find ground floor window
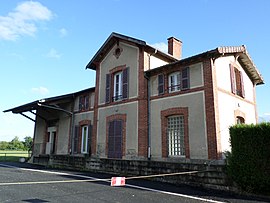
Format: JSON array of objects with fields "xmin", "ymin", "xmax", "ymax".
[
  {"xmin": 108, "ymin": 120, "xmax": 123, "ymax": 158},
  {"xmin": 106, "ymin": 114, "xmax": 126, "ymax": 159},
  {"xmin": 167, "ymin": 115, "xmax": 185, "ymax": 156},
  {"xmin": 74, "ymin": 120, "xmax": 91, "ymax": 154},
  {"xmin": 81, "ymin": 125, "xmax": 88, "ymax": 153},
  {"xmin": 236, "ymin": 116, "xmax": 245, "ymax": 124},
  {"xmin": 161, "ymin": 107, "xmax": 190, "ymax": 158}
]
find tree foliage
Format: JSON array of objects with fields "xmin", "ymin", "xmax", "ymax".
[{"xmin": 0, "ymin": 136, "xmax": 33, "ymax": 151}]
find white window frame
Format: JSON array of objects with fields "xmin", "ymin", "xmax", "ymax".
[
  {"xmin": 81, "ymin": 125, "xmax": 88, "ymax": 154},
  {"xmin": 114, "ymin": 71, "xmax": 123, "ymax": 101},
  {"xmin": 167, "ymin": 115, "xmax": 185, "ymax": 157},
  {"xmin": 168, "ymin": 72, "xmax": 181, "ymax": 93}
]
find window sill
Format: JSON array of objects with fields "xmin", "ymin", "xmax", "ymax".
[{"xmin": 168, "ymin": 155, "xmax": 186, "ymax": 158}]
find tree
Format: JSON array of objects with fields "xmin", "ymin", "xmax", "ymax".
[
  {"xmin": 23, "ymin": 136, "xmax": 33, "ymax": 151},
  {"xmin": 9, "ymin": 136, "xmax": 24, "ymax": 150},
  {"xmin": 0, "ymin": 141, "xmax": 10, "ymax": 150}
]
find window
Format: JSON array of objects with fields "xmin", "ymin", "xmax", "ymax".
[
  {"xmin": 167, "ymin": 115, "xmax": 185, "ymax": 156},
  {"xmin": 168, "ymin": 72, "xmax": 181, "ymax": 92},
  {"xmin": 79, "ymin": 95, "xmax": 89, "ymax": 111},
  {"xmin": 114, "ymin": 72, "xmax": 123, "ymax": 101},
  {"xmin": 157, "ymin": 67, "xmax": 189, "ymax": 95},
  {"xmin": 81, "ymin": 125, "xmax": 88, "ymax": 153},
  {"xmin": 74, "ymin": 121, "xmax": 92, "ymax": 154},
  {"xmin": 236, "ymin": 116, "xmax": 245, "ymax": 124},
  {"xmin": 108, "ymin": 120, "xmax": 123, "ymax": 158},
  {"xmin": 106, "ymin": 67, "xmax": 129, "ymax": 103},
  {"xmin": 230, "ymin": 64, "xmax": 245, "ymax": 98}
]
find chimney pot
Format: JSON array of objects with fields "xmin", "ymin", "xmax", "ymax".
[{"xmin": 167, "ymin": 37, "xmax": 182, "ymax": 60}]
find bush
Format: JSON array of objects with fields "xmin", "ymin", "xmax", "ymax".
[{"xmin": 227, "ymin": 123, "xmax": 270, "ymax": 194}]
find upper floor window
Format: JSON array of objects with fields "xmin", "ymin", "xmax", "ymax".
[
  {"xmin": 105, "ymin": 67, "xmax": 129, "ymax": 103},
  {"xmin": 79, "ymin": 95, "xmax": 89, "ymax": 111},
  {"xmin": 158, "ymin": 67, "xmax": 190, "ymax": 95},
  {"xmin": 114, "ymin": 71, "xmax": 123, "ymax": 101},
  {"xmin": 168, "ymin": 72, "xmax": 180, "ymax": 93},
  {"xmin": 230, "ymin": 64, "xmax": 245, "ymax": 98}
]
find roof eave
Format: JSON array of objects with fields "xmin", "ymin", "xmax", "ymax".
[
  {"xmin": 3, "ymin": 87, "xmax": 95, "ymax": 114},
  {"xmin": 86, "ymin": 32, "xmax": 147, "ymax": 70}
]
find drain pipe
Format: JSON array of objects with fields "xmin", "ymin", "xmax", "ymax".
[{"xmin": 144, "ymin": 72, "xmax": 151, "ymax": 160}]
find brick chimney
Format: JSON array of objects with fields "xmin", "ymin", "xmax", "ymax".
[{"xmin": 167, "ymin": 37, "xmax": 182, "ymax": 60}]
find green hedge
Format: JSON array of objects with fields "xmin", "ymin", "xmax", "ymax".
[{"xmin": 227, "ymin": 123, "xmax": 270, "ymax": 194}]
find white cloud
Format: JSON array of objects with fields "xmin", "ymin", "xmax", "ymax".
[
  {"xmin": 150, "ymin": 42, "xmax": 168, "ymax": 53},
  {"xmin": 31, "ymin": 86, "xmax": 49, "ymax": 95},
  {"xmin": 0, "ymin": 1, "xmax": 53, "ymax": 41},
  {"xmin": 59, "ymin": 28, "xmax": 68, "ymax": 37},
  {"xmin": 259, "ymin": 113, "xmax": 270, "ymax": 123},
  {"xmin": 46, "ymin": 48, "xmax": 62, "ymax": 58}
]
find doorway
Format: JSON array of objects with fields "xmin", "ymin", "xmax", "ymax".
[{"xmin": 46, "ymin": 127, "xmax": 57, "ymax": 154}]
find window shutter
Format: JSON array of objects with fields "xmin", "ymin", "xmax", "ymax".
[
  {"xmin": 177, "ymin": 72, "xmax": 181, "ymax": 91},
  {"xmin": 108, "ymin": 121, "xmax": 115, "ymax": 158},
  {"xmin": 230, "ymin": 64, "xmax": 236, "ymax": 94},
  {"xmin": 85, "ymin": 95, "xmax": 89, "ymax": 110},
  {"xmin": 181, "ymin": 67, "xmax": 190, "ymax": 90},
  {"xmin": 88, "ymin": 124, "xmax": 92, "ymax": 155},
  {"xmin": 114, "ymin": 120, "xmax": 123, "ymax": 159},
  {"xmin": 158, "ymin": 74, "xmax": 165, "ymax": 95},
  {"xmin": 74, "ymin": 125, "xmax": 79, "ymax": 153},
  {"xmin": 240, "ymin": 71, "xmax": 245, "ymax": 98},
  {"xmin": 79, "ymin": 96, "xmax": 83, "ymax": 111},
  {"xmin": 105, "ymin": 73, "xmax": 111, "ymax": 103},
  {"xmin": 122, "ymin": 67, "xmax": 129, "ymax": 99}
]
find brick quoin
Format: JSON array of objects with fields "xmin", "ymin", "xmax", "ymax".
[
  {"xmin": 203, "ymin": 59, "xmax": 219, "ymax": 159},
  {"xmin": 211, "ymin": 59, "xmax": 222, "ymax": 159},
  {"xmin": 138, "ymin": 47, "xmax": 148, "ymax": 157},
  {"xmin": 68, "ymin": 102, "xmax": 74, "ymax": 154},
  {"xmin": 92, "ymin": 62, "xmax": 100, "ymax": 156}
]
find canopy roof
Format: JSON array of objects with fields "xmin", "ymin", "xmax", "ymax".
[{"xmin": 4, "ymin": 87, "xmax": 95, "ymax": 114}]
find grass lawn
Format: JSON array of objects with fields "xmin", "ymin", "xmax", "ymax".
[{"xmin": 0, "ymin": 150, "xmax": 30, "ymax": 162}]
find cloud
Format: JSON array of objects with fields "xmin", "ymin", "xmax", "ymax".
[
  {"xmin": 59, "ymin": 28, "xmax": 68, "ymax": 37},
  {"xmin": 46, "ymin": 48, "xmax": 62, "ymax": 58},
  {"xmin": 258, "ymin": 113, "xmax": 270, "ymax": 123},
  {"xmin": 0, "ymin": 1, "xmax": 53, "ymax": 41},
  {"xmin": 150, "ymin": 42, "xmax": 168, "ymax": 53},
  {"xmin": 31, "ymin": 86, "xmax": 49, "ymax": 95}
]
